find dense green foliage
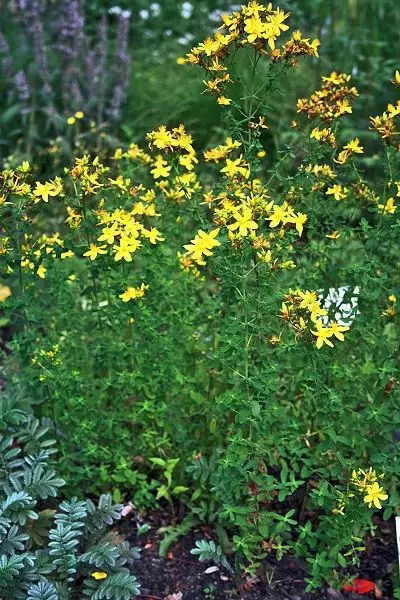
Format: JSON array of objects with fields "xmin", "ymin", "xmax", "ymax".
[{"xmin": 0, "ymin": 0, "xmax": 399, "ymax": 594}]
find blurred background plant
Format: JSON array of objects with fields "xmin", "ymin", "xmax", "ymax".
[{"xmin": 0, "ymin": 0, "xmax": 132, "ymax": 170}]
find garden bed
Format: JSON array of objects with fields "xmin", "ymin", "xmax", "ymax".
[{"xmin": 121, "ymin": 510, "xmax": 397, "ymax": 600}]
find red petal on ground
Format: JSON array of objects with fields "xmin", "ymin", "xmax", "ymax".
[{"xmin": 342, "ymin": 579, "xmax": 376, "ymax": 594}]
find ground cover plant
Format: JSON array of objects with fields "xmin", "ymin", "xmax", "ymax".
[
  {"xmin": 0, "ymin": 0, "xmax": 399, "ymax": 594},
  {"xmin": 0, "ymin": 394, "xmax": 141, "ymax": 599}
]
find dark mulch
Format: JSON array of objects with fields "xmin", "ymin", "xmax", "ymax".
[{"xmin": 120, "ymin": 509, "xmax": 397, "ymax": 600}]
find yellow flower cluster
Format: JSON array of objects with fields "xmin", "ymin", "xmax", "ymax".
[
  {"xmin": 310, "ymin": 127, "xmax": 336, "ymax": 147},
  {"xmin": 280, "ymin": 289, "xmax": 350, "ymax": 349},
  {"xmin": 146, "ymin": 125, "xmax": 200, "ymax": 202},
  {"xmin": 280, "ymin": 29, "xmax": 320, "ymax": 61},
  {"xmin": 0, "ymin": 165, "xmax": 32, "ymax": 206},
  {"xmin": 182, "ymin": 229, "xmax": 221, "ymax": 268},
  {"xmin": 32, "ymin": 344, "xmax": 61, "ymax": 367},
  {"xmin": 350, "ymin": 468, "xmax": 388, "ymax": 510},
  {"xmin": 185, "ymin": 1, "xmax": 318, "ymax": 102},
  {"xmin": 113, "ymin": 143, "xmax": 152, "ymax": 165},
  {"xmin": 19, "ymin": 232, "xmax": 66, "ymax": 279},
  {"xmin": 83, "ymin": 202, "xmax": 164, "ymax": 263},
  {"xmin": 69, "ymin": 155, "xmax": 109, "ymax": 195},
  {"xmin": 370, "ymin": 74, "xmax": 400, "ymax": 149},
  {"xmin": 297, "ymin": 72, "xmax": 358, "ymax": 122},
  {"xmin": 181, "ymin": 135, "xmax": 309, "ymax": 274},
  {"xmin": 203, "ymin": 137, "xmax": 242, "ymax": 162}
]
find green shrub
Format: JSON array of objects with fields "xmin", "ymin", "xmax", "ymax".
[{"xmin": 0, "ymin": 1, "xmax": 399, "ymax": 591}]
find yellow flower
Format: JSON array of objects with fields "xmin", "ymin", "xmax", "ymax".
[
  {"xmin": 183, "ymin": 229, "xmax": 221, "ymax": 262},
  {"xmin": 311, "ymin": 320, "xmax": 334, "ymax": 349},
  {"xmin": 378, "ymin": 197, "xmax": 396, "ymax": 214},
  {"xmin": 33, "ymin": 178, "xmax": 63, "ymax": 203},
  {"xmin": 176, "ymin": 56, "xmax": 186, "ymax": 65},
  {"xmin": 0, "ymin": 284, "xmax": 11, "ymax": 302},
  {"xmin": 119, "ymin": 283, "xmax": 149, "ymax": 302},
  {"xmin": 37, "ymin": 265, "xmax": 47, "ymax": 279},
  {"xmin": 363, "ymin": 482, "xmax": 388, "ymax": 510},
  {"xmin": 268, "ymin": 204, "xmax": 290, "ymax": 228},
  {"xmin": 19, "ymin": 160, "xmax": 31, "ymax": 173},
  {"xmin": 227, "ymin": 206, "xmax": 258, "ymax": 237},
  {"xmin": 74, "ymin": 111, "xmax": 84, "ymax": 119},
  {"xmin": 257, "ymin": 150, "xmax": 266, "ymax": 158},
  {"xmin": 91, "ymin": 572, "xmax": 108, "ymax": 580},
  {"xmin": 329, "ymin": 322, "xmax": 349, "ymax": 341},
  {"xmin": 297, "ymin": 290, "xmax": 317, "ymax": 310},
  {"xmin": 217, "ymin": 96, "xmax": 232, "ymax": 106},
  {"xmin": 151, "ymin": 156, "xmax": 171, "ymax": 179},
  {"xmin": 67, "ymin": 116, "xmax": 76, "ymax": 125},
  {"xmin": 113, "ymin": 237, "xmax": 141, "ymax": 262},
  {"xmin": 142, "ymin": 227, "xmax": 165, "ymax": 245},
  {"xmin": 147, "ymin": 126, "xmax": 177, "ymax": 151},
  {"xmin": 392, "ymin": 70, "xmax": 400, "ymax": 86},
  {"xmin": 220, "ymin": 157, "xmax": 249, "ymax": 179},
  {"xmin": 244, "ymin": 15, "xmax": 266, "ymax": 44},
  {"xmin": 343, "ymin": 138, "xmax": 363, "ymax": 154},
  {"xmin": 83, "ymin": 244, "xmax": 108, "ymax": 261},
  {"xmin": 326, "ymin": 184, "xmax": 348, "ymax": 201},
  {"xmin": 292, "ymin": 212, "xmax": 307, "ymax": 236},
  {"xmin": 98, "ymin": 224, "xmax": 121, "ymax": 245},
  {"xmin": 61, "ymin": 250, "xmax": 74, "ymax": 259}
]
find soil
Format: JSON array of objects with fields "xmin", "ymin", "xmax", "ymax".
[{"xmin": 120, "ymin": 509, "xmax": 397, "ymax": 600}]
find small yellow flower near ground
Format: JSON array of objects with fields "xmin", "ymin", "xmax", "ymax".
[
  {"xmin": 217, "ymin": 96, "xmax": 232, "ymax": 105},
  {"xmin": 176, "ymin": 57, "xmax": 186, "ymax": 65},
  {"xmin": 67, "ymin": 116, "xmax": 76, "ymax": 125},
  {"xmin": 74, "ymin": 111, "xmax": 84, "ymax": 119},
  {"xmin": 119, "ymin": 283, "xmax": 149, "ymax": 302},
  {"xmin": 83, "ymin": 244, "xmax": 108, "ymax": 261},
  {"xmin": 257, "ymin": 150, "xmax": 266, "ymax": 158},
  {"xmin": 0, "ymin": 284, "xmax": 11, "ymax": 302},
  {"xmin": 363, "ymin": 482, "xmax": 388, "ymax": 510},
  {"xmin": 91, "ymin": 571, "xmax": 108, "ymax": 580}
]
